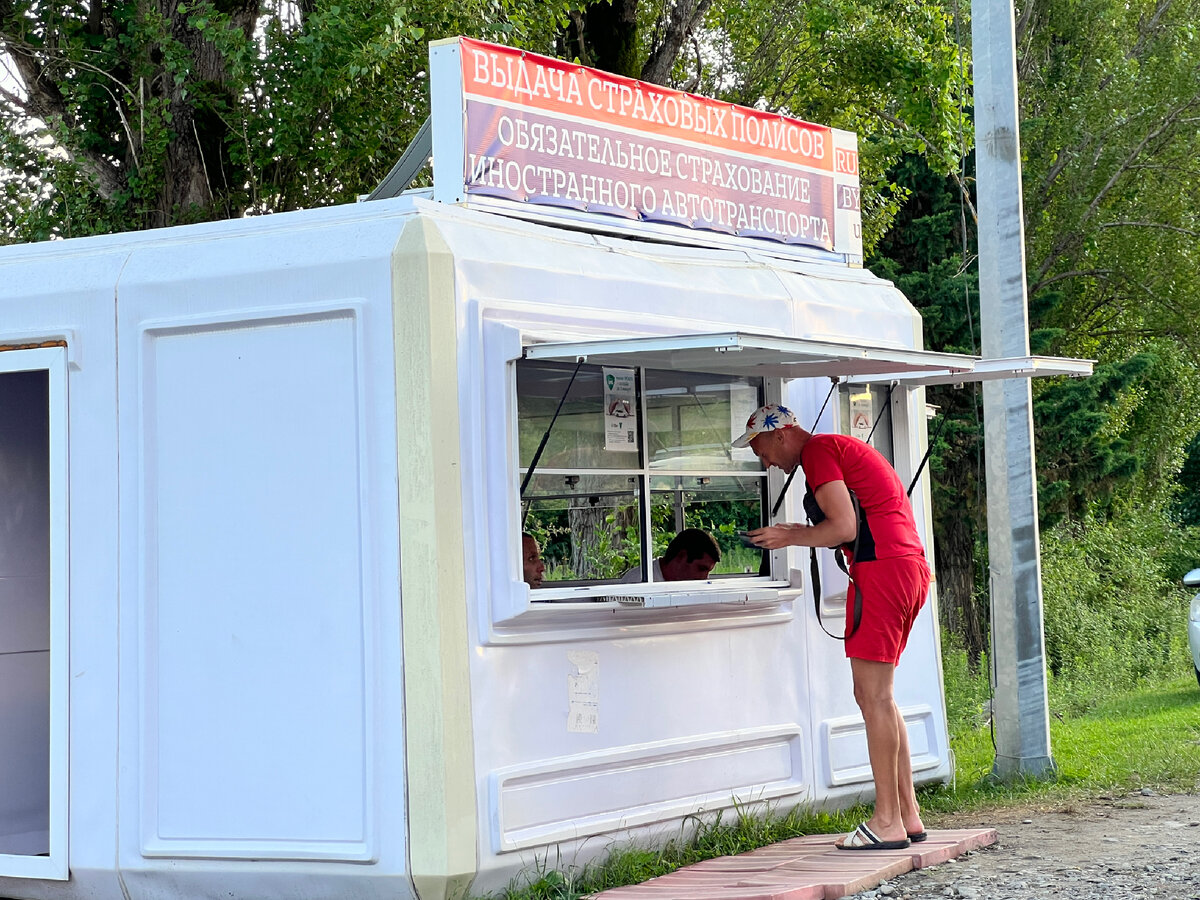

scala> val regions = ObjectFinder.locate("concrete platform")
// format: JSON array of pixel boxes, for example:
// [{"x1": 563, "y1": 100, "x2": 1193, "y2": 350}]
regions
[{"x1": 589, "y1": 829, "x2": 998, "y2": 900}]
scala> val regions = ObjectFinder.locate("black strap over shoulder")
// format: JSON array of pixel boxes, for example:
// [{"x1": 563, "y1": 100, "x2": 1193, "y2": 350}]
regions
[{"x1": 807, "y1": 486, "x2": 865, "y2": 641}]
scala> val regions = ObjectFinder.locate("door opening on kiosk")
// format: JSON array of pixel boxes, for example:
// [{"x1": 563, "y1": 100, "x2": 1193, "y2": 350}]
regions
[{"x1": 0, "y1": 347, "x2": 69, "y2": 881}]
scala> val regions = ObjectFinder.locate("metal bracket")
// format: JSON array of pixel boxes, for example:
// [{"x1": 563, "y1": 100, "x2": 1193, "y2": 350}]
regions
[{"x1": 363, "y1": 117, "x2": 432, "y2": 201}]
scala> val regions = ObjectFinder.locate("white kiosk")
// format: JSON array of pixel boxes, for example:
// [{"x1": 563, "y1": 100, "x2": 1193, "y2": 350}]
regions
[{"x1": 0, "y1": 37, "x2": 1089, "y2": 900}]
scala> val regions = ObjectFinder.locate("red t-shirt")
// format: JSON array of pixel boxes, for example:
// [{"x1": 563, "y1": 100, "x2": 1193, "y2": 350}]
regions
[{"x1": 800, "y1": 433, "x2": 925, "y2": 560}]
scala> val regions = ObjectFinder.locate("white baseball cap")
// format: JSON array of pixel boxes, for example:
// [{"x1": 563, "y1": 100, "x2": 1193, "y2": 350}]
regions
[{"x1": 731, "y1": 403, "x2": 798, "y2": 448}]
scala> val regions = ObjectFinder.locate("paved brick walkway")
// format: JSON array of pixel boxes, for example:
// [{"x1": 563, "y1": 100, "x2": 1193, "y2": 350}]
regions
[{"x1": 590, "y1": 829, "x2": 997, "y2": 900}]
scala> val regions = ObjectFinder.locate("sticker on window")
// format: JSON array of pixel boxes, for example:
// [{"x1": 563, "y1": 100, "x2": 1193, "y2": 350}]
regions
[
  {"x1": 850, "y1": 390, "x2": 873, "y2": 442},
  {"x1": 603, "y1": 367, "x2": 637, "y2": 451}
]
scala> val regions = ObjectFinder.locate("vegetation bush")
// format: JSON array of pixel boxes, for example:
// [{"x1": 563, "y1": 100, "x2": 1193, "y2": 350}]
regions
[
  {"x1": 941, "y1": 503, "x2": 1200, "y2": 730},
  {"x1": 1040, "y1": 507, "x2": 1197, "y2": 710},
  {"x1": 939, "y1": 631, "x2": 992, "y2": 739}
]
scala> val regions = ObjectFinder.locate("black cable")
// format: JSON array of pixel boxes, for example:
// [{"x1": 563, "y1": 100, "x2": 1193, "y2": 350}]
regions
[
  {"x1": 865, "y1": 383, "x2": 895, "y2": 445},
  {"x1": 907, "y1": 408, "x2": 950, "y2": 497},
  {"x1": 520, "y1": 358, "x2": 584, "y2": 498}
]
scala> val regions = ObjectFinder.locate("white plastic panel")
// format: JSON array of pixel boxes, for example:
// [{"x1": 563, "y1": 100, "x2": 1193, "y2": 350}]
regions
[
  {"x1": 820, "y1": 705, "x2": 941, "y2": 788},
  {"x1": 410, "y1": 202, "x2": 945, "y2": 892},
  {"x1": 137, "y1": 309, "x2": 373, "y2": 860},
  {"x1": 104, "y1": 201, "x2": 411, "y2": 898},
  {"x1": 491, "y1": 725, "x2": 807, "y2": 851}
]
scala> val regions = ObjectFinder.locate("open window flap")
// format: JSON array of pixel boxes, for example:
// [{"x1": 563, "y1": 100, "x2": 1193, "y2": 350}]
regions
[
  {"x1": 522, "y1": 332, "x2": 977, "y2": 380},
  {"x1": 842, "y1": 354, "x2": 1094, "y2": 387}
]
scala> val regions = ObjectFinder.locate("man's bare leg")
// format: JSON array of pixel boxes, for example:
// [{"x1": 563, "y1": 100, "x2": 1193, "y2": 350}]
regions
[
  {"x1": 895, "y1": 701, "x2": 924, "y2": 836},
  {"x1": 840, "y1": 658, "x2": 907, "y2": 844}
]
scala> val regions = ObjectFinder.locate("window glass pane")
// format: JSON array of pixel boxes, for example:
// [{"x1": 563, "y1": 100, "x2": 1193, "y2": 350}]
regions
[
  {"x1": 522, "y1": 473, "x2": 642, "y2": 585},
  {"x1": 840, "y1": 384, "x2": 894, "y2": 462},
  {"x1": 518, "y1": 360, "x2": 640, "y2": 470},
  {"x1": 643, "y1": 369, "x2": 762, "y2": 471},
  {"x1": 649, "y1": 474, "x2": 766, "y2": 577}
]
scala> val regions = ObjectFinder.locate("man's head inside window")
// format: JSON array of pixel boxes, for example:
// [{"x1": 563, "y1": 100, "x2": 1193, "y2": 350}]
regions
[
  {"x1": 522, "y1": 533, "x2": 546, "y2": 588},
  {"x1": 660, "y1": 528, "x2": 721, "y2": 581}
]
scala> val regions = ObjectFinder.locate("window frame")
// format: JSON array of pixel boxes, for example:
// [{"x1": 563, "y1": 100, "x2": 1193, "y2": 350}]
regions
[
  {"x1": 0, "y1": 346, "x2": 70, "y2": 881},
  {"x1": 518, "y1": 358, "x2": 787, "y2": 602}
]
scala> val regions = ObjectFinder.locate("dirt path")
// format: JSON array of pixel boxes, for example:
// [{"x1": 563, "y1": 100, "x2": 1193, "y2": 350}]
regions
[{"x1": 851, "y1": 791, "x2": 1200, "y2": 899}]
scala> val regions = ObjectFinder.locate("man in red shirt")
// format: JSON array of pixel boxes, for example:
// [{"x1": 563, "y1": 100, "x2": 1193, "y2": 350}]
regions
[{"x1": 736, "y1": 404, "x2": 931, "y2": 851}]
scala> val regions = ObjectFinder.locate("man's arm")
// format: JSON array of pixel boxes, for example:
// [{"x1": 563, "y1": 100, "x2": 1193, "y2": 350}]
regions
[{"x1": 748, "y1": 479, "x2": 858, "y2": 549}]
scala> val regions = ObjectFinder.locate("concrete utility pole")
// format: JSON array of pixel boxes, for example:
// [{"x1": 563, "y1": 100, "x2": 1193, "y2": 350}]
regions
[{"x1": 972, "y1": 0, "x2": 1056, "y2": 778}]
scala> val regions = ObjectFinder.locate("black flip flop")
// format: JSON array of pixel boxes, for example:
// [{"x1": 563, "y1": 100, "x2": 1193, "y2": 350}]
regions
[
  {"x1": 908, "y1": 831, "x2": 928, "y2": 843},
  {"x1": 837, "y1": 822, "x2": 912, "y2": 851}
]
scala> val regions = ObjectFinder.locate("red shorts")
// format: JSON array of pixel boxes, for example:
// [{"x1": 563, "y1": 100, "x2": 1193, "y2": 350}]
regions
[{"x1": 844, "y1": 556, "x2": 931, "y2": 665}]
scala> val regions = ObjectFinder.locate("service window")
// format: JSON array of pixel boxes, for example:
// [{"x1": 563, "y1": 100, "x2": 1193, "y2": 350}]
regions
[{"x1": 517, "y1": 359, "x2": 767, "y2": 592}]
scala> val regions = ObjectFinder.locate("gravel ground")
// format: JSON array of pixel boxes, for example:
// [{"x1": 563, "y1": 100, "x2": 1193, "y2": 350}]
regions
[{"x1": 849, "y1": 791, "x2": 1200, "y2": 900}]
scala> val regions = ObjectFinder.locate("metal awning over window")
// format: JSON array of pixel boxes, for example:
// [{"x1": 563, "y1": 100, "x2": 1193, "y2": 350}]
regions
[
  {"x1": 523, "y1": 332, "x2": 1093, "y2": 384},
  {"x1": 524, "y1": 332, "x2": 976, "y2": 379},
  {"x1": 843, "y1": 355, "x2": 1094, "y2": 386}
]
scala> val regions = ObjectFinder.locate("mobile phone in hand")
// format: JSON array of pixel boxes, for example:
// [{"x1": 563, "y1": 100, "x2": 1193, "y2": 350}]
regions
[{"x1": 737, "y1": 531, "x2": 760, "y2": 549}]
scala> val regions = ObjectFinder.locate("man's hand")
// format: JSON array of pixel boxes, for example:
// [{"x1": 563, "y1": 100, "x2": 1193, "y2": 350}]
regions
[
  {"x1": 747, "y1": 524, "x2": 803, "y2": 549},
  {"x1": 748, "y1": 480, "x2": 858, "y2": 550}
]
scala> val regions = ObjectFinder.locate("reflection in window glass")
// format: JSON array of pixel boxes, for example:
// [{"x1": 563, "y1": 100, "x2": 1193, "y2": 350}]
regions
[
  {"x1": 839, "y1": 384, "x2": 894, "y2": 462},
  {"x1": 649, "y1": 475, "x2": 765, "y2": 576},
  {"x1": 0, "y1": 369, "x2": 51, "y2": 855},
  {"x1": 517, "y1": 361, "x2": 639, "y2": 470},
  {"x1": 522, "y1": 473, "x2": 642, "y2": 584},
  {"x1": 644, "y1": 369, "x2": 761, "y2": 472}
]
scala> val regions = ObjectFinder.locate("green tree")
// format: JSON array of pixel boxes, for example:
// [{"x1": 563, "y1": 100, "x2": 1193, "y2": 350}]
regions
[
  {"x1": 870, "y1": 153, "x2": 1200, "y2": 663},
  {"x1": 1177, "y1": 433, "x2": 1200, "y2": 527},
  {"x1": 1018, "y1": 0, "x2": 1200, "y2": 361},
  {"x1": 707, "y1": 0, "x2": 970, "y2": 249},
  {"x1": 1015, "y1": 0, "x2": 1200, "y2": 599},
  {"x1": 3, "y1": 0, "x2": 970, "y2": 249},
  {"x1": 870, "y1": 154, "x2": 990, "y2": 658},
  {"x1": 0, "y1": 0, "x2": 574, "y2": 238},
  {"x1": 868, "y1": 0, "x2": 1200, "y2": 666}
]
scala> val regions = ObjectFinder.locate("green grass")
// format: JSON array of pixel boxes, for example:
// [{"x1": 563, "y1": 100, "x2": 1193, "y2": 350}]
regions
[
  {"x1": 922, "y1": 674, "x2": 1200, "y2": 816},
  {"x1": 480, "y1": 675, "x2": 1200, "y2": 899}
]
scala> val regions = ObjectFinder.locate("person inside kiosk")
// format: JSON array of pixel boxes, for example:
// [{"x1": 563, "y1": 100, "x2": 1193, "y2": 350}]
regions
[
  {"x1": 522, "y1": 533, "x2": 546, "y2": 588},
  {"x1": 739, "y1": 403, "x2": 931, "y2": 852},
  {"x1": 617, "y1": 528, "x2": 721, "y2": 583}
]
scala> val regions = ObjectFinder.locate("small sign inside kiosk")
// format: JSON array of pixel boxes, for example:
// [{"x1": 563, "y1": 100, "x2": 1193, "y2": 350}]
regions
[{"x1": 430, "y1": 37, "x2": 863, "y2": 263}]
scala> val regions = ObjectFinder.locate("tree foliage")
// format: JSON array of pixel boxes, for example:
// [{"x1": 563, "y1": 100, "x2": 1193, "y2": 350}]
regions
[
  {"x1": 703, "y1": 0, "x2": 969, "y2": 249},
  {"x1": 1018, "y1": 0, "x2": 1200, "y2": 360},
  {"x1": 867, "y1": 0, "x2": 1200, "y2": 664},
  {"x1": 0, "y1": 0, "x2": 574, "y2": 237},
  {"x1": 1017, "y1": 0, "x2": 1200, "y2": 529},
  {"x1": 871, "y1": 145, "x2": 1200, "y2": 662},
  {"x1": 2, "y1": 0, "x2": 970, "y2": 247},
  {"x1": 1177, "y1": 433, "x2": 1200, "y2": 527}
]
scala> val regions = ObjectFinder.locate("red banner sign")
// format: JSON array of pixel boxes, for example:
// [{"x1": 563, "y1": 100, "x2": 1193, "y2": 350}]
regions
[{"x1": 433, "y1": 38, "x2": 862, "y2": 260}]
